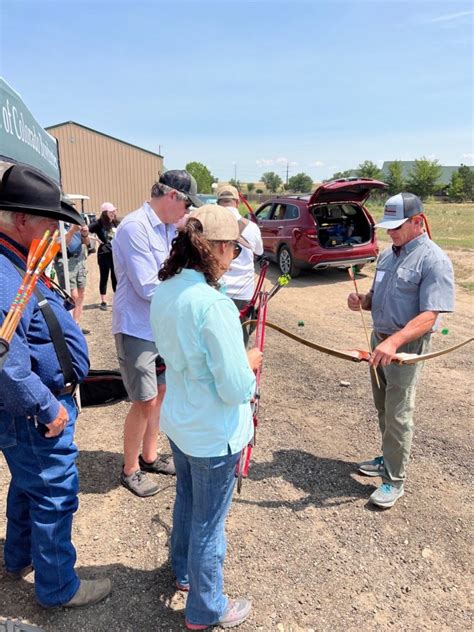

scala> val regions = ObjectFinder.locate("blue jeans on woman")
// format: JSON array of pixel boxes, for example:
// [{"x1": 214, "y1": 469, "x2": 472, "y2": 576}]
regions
[
  {"x1": 168, "y1": 439, "x2": 241, "y2": 626},
  {"x1": 2, "y1": 395, "x2": 80, "y2": 607}
]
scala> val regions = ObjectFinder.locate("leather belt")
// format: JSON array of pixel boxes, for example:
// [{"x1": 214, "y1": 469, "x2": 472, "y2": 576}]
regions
[{"x1": 374, "y1": 332, "x2": 391, "y2": 340}]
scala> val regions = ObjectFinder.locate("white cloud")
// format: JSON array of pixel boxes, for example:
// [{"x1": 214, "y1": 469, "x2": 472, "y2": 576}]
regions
[
  {"x1": 461, "y1": 152, "x2": 474, "y2": 162},
  {"x1": 429, "y1": 10, "x2": 474, "y2": 23},
  {"x1": 310, "y1": 160, "x2": 325, "y2": 167},
  {"x1": 256, "y1": 157, "x2": 298, "y2": 168}
]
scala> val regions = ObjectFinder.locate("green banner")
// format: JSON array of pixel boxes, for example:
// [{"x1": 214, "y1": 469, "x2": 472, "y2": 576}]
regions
[{"x1": 0, "y1": 77, "x2": 60, "y2": 183}]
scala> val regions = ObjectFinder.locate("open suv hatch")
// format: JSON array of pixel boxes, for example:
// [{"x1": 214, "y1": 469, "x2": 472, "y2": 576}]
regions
[{"x1": 253, "y1": 178, "x2": 387, "y2": 277}]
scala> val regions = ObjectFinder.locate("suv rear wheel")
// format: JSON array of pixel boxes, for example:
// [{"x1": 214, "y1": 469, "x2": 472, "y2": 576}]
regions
[{"x1": 278, "y1": 246, "x2": 300, "y2": 278}]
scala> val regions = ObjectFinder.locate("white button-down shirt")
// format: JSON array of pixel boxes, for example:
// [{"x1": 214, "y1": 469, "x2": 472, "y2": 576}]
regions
[{"x1": 112, "y1": 202, "x2": 176, "y2": 341}]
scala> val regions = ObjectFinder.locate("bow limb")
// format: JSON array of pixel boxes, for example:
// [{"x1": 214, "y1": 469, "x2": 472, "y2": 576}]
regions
[
  {"x1": 236, "y1": 290, "x2": 269, "y2": 494},
  {"x1": 243, "y1": 320, "x2": 474, "y2": 365},
  {"x1": 238, "y1": 259, "x2": 269, "y2": 319},
  {"x1": 238, "y1": 191, "x2": 256, "y2": 218},
  {"x1": 394, "y1": 336, "x2": 474, "y2": 364},
  {"x1": 242, "y1": 319, "x2": 370, "y2": 362}
]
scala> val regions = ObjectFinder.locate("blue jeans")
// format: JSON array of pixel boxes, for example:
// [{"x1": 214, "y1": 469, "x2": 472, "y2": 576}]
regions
[
  {"x1": 1, "y1": 395, "x2": 80, "y2": 607},
  {"x1": 168, "y1": 439, "x2": 240, "y2": 626}
]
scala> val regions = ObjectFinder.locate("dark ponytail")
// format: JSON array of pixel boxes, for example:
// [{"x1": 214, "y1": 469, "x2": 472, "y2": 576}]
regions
[{"x1": 159, "y1": 218, "x2": 221, "y2": 288}]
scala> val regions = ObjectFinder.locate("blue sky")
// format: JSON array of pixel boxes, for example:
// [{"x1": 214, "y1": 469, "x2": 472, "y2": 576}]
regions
[{"x1": 1, "y1": 0, "x2": 472, "y2": 183}]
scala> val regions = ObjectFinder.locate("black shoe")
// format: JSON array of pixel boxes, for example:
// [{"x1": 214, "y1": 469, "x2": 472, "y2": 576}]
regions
[
  {"x1": 81, "y1": 328, "x2": 91, "y2": 335},
  {"x1": 139, "y1": 454, "x2": 176, "y2": 475},
  {"x1": 99, "y1": 302, "x2": 107, "y2": 311}
]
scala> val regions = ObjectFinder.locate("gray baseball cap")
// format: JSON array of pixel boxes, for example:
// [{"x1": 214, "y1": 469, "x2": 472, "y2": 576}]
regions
[
  {"x1": 159, "y1": 170, "x2": 203, "y2": 207},
  {"x1": 375, "y1": 192, "x2": 423, "y2": 230}
]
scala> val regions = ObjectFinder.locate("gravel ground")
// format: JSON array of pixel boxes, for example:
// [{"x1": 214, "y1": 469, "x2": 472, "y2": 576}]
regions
[{"x1": 0, "y1": 247, "x2": 472, "y2": 632}]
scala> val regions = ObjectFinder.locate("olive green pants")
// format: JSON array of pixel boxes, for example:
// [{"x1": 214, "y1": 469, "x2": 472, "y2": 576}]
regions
[{"x1": 370, "y1": 332, "x2": 431, "y2": 487}]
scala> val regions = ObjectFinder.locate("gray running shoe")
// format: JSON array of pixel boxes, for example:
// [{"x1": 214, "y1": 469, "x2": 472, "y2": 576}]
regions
[
  {"x1": 139, "y1": 454, "x2": 176, "y2": 475},
  {"x1": 358, "y1": 455, "x2": 384, "y2": 477},
  {"x1": 369, "y1": 483, "x2": 404, "y2": 509},
  {"x1": 121, "y1": 469, "x2": 160, "y2": 497}
]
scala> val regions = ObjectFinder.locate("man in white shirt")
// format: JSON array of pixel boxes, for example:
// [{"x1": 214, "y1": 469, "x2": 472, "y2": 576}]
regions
[
  {"x1": 217, "y1": 185, "x2": 263, "y2": 344},
  {"x1": 112, "y1": 170, "x2": 202, "y2": 496}
]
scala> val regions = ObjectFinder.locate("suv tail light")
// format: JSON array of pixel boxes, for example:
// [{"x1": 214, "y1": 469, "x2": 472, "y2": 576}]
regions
[
  {"x1": 303, "y1": 228, "x2": 318, "y2": 240},
  {"x1": 293, "y1": 227, "x2": 318, "y2": 242}
]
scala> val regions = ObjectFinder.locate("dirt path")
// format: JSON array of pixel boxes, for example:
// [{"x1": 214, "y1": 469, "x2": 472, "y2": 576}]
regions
[{"x1": 1, "y1": 247, "x2": 472, "y2": 632}]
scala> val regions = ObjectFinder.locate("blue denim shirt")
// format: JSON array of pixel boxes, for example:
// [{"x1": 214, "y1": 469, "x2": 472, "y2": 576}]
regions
[
  {"x1": 150, "y1": 269, "x2": 256, "y2": 457},
  {"x1": 371, "y1": 234, "x2": 455, "y2": 334},
  {"x1": 0, "y1": 234, "x2": 89, "y2": 447}
]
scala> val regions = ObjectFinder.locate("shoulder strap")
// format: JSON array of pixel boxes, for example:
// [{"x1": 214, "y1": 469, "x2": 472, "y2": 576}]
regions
[{"x1": 34, "y1": 287, "x2": 76, "y2": 387}]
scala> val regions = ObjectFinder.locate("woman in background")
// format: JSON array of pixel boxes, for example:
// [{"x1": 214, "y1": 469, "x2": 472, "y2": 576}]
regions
[
  {"x1": 150, "y1": 205, "x2": 262, "y2": 630},
  {"x1": 88, "y1": 202, "x2": 119, "y2": 310}
]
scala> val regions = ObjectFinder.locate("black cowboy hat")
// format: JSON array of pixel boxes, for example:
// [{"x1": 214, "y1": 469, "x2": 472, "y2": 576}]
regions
[{"x1": 0, "y1": 162, "x2": 84, "y2": 225}]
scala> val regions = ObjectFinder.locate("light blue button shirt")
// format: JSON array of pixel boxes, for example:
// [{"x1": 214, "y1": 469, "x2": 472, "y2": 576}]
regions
[
  {"x1": 371, "y1": 234, "x2": 455, "y2": 334},
  {"x1": 112, "y1": 202, "x2": 176, "y2": 341},
  {"x1": 150, "y1": 269, "x2": 256, "y2": 457}
]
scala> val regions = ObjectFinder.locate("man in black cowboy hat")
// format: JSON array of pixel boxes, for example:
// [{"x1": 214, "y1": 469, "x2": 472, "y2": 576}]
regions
[{"x1": 0, "y1": 162, "x2": 111, "y2": 607}]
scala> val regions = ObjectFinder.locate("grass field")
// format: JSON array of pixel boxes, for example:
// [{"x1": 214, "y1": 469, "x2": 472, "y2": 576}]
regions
[
  {"x1": 366, "y1": 201, "x2": 474, "y2": 250},
  {"x1": 368, "y1": 201, "x2": 474, "y2": 292}
]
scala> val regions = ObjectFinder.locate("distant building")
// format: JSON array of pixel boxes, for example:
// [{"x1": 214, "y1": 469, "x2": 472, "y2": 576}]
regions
[{"x1": 46, "y1": 121, "x2": 164, "y2": 215}]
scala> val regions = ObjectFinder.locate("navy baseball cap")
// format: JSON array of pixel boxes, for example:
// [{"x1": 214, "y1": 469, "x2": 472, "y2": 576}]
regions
[
  {"x1": 375, "y1": 192, "x2": 423, "y2": 230},
  {"x1": 158, "y1": 170, "x2": 203, "y2": 207}
]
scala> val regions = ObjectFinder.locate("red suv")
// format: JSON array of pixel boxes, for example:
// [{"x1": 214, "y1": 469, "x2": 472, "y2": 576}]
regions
[{"x1": 252, "y1": 178, "x2": 387, "y2": 277}]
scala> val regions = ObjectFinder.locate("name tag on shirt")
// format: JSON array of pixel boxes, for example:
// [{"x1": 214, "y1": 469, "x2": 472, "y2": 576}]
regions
[{"x1": 375, "y1": 271, "x2": 385, "y2": 282}]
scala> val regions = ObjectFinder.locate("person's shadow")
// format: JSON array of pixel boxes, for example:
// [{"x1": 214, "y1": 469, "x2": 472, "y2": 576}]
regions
[
  {"x1": 76, "y1": 450, "x2": 176, "y2": 497},
  {"x1": 237, "y1": 449, "x2": 375, "y2": 510},
  {"x1": 0, "y1": 558, "x2": 185, "y2": 632}
]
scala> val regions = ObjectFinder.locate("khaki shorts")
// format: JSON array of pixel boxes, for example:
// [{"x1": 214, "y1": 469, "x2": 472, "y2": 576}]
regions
[
  {"x1": 55, "y1": 256, "x2": 87, "y2": 291},
  {"x1": 114, "y1": 333, "x2": 166, "y2": 402}
]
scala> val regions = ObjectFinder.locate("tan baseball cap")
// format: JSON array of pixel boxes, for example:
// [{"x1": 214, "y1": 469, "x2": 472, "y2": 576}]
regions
[
  {"x1": 216, "y1": 184, "x2": 239, "y2": 201},
  {"x1": 189, "y1": 204, "x2": 251, "y2": 248}
]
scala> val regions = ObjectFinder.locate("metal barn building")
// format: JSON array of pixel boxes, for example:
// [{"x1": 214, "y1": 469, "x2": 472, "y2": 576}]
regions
[{"x1": 45, "y1": 121, "x2": 164, "y2": 215}]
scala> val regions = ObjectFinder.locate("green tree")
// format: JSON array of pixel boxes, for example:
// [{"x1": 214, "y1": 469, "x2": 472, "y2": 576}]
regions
[
  {"x1": 185, "y1": 161, "x2": 216, "y2": 193},
  {"x1": 386, "y1": 160, "x2": 405, "y2": 195},
  {"x1": 447, "y1": 171, "x2": 465, "y2": 201},
  {"x1": 261, "y1": 172, "x2": 283, "y2": 193},
  {"x1": 406, "y1": 157, "x2": 442, "y2": 199},
  {"x1": 229, "y1": 178, "x2": 241, "y2": 189},
  {"x1": 287, "y1": 172, "x2": 313, "y2": 192},
  {"x1": 356, "y1": 160, "x2": 382, "y2": 180},
  {"x1": 458, "y1": 164, "x2": 474, "y2": 201},
  {"x1": 255, "y1": 188, "x2": 264, "y2": 194},
  {"x1": 326, "y1": 169, "x2": 352, "y2": 181},
  {"x1": 246, "y1": 182, "x2": 255, "y2": 193}
]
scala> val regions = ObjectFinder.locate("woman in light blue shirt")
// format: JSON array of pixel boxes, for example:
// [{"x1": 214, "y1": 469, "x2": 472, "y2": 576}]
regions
[{"x1": 150, "y1": 205, "x2": 262, "y2": 630}]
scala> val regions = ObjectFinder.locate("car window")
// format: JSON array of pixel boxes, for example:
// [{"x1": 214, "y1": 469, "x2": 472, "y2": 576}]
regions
[
  {"x1": 341, "y1": 204, "x2": 357, "y2": 216},
  {"x1": 272, "y1": 204, "x2": 286, "y2": 220},
  {"x1": 284, "y1": 204, "x2": 299, "y2": 220},
  {"x1": 256, "y1": 204, "x2": 273, "y2": 220}
]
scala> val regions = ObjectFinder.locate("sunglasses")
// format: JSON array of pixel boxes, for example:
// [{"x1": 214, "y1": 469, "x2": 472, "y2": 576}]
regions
[
  {"x1": 49, "y1": 278, "x2": 76, "y2": 311},
  {"x1": 390, "y1": 218, "x2": 412, "y2": 231},
  {"x1": 184, "y1": 199, "x2": 193, "y2": 209},
  {"x1": 232, "y1": 242, "x2": 242, "y2": 259}
]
